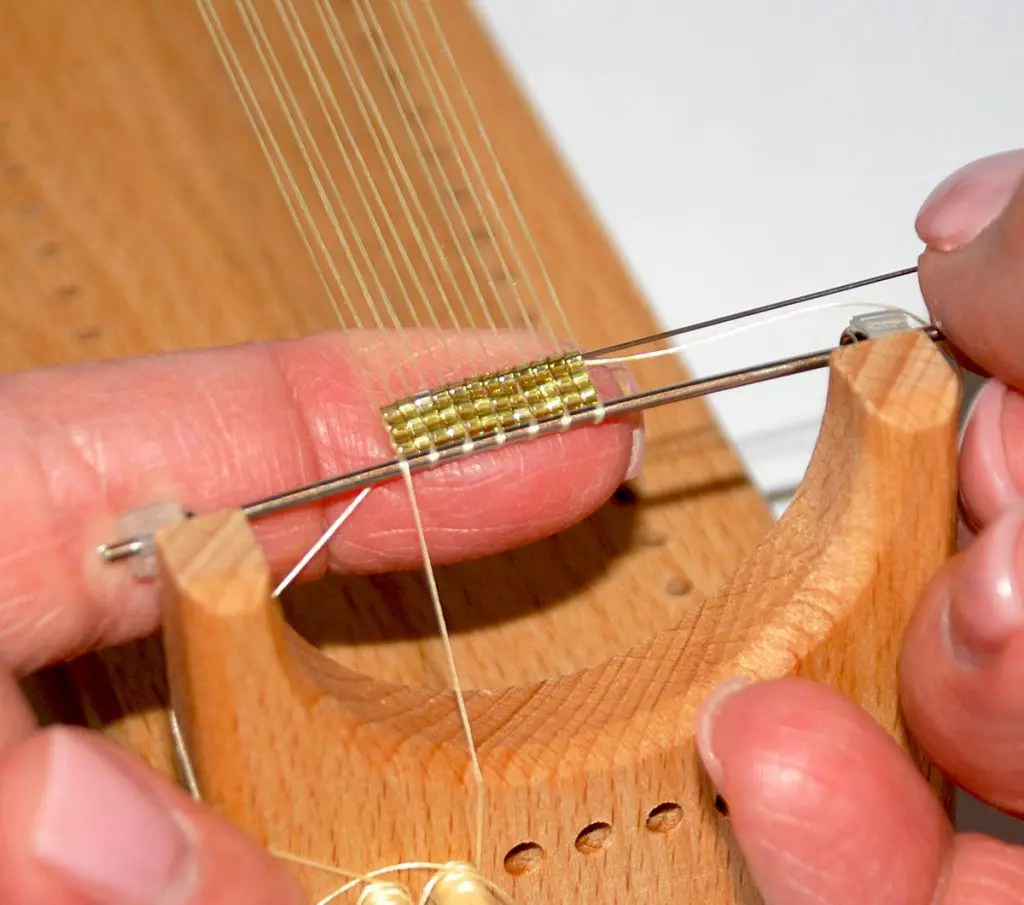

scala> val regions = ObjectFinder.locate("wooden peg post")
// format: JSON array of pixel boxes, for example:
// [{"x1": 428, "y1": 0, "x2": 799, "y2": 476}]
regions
[{"x1": 156, "y1": 330, "x2": 960, "y2": 904}]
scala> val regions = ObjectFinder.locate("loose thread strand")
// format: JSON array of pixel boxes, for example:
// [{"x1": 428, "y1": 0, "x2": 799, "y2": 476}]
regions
[
  {"x1": 397, "y1": 460, "x2": 486, "y2": 870},
  {"x1": 585, "y1": 300, "x2": 930, "y2": 366},
  {"x1": 273, "y1": 487, "x2": 371, "y2": 598}
]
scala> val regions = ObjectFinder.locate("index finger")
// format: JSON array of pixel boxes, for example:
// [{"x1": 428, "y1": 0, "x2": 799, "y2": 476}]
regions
[
  {"x1": 0, "y1": 328, "x2": 639, "y2": 675},
  {"x1": 916, "y1": 148, "x2": 1024, "y2": 388},
  {"x1": 915, "y1": 151, "x2": 1024, "y2": 533}
]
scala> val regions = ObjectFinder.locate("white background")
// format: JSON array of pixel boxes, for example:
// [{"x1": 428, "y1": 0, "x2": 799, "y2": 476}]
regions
[{"x1": 473, "y1": 0, "x2": 1024, "y2": 842}]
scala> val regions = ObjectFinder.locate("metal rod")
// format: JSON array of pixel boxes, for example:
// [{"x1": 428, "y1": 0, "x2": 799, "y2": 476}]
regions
[
  {"x1": 585, "y1": 266, "x2": 919, "y2": 359},
  {"x1": 97, "y1": 323, "x2": 942, "y2": 564}
]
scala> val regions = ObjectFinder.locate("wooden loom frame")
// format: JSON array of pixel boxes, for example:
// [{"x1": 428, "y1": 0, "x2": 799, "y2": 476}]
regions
[{"x1": 0, "y1": 2, "x2": 959, "y2": 903}]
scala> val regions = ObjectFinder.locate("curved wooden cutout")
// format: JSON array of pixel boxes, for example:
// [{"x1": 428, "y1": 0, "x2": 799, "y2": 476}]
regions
[{"x1": 157, "y1": 330, "x2": 959, "y2": 904}]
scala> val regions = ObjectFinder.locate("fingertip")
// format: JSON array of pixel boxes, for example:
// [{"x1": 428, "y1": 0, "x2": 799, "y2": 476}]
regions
[
  {"x1": 944, "y1": 500, "x2": 1024, "y2": 667},
  {"x1": 900, "y1": 502, "x2": 1024, "y2": 814},
  {"x1": 694, "y1": 676, "x2": 752, "y2": 790},
  {"x1": 697, "y1": 678, "x2": 949, "y2": 905},
  {"x1": 0, "y1": 727, "x2": 305, "y2": 905},
  {"x1": 959, "y1": 380, "x2": 1023, "y2": 533},
  {"x1": 596, "y1": 362, "x2": 646, "y2": 481},
  {"x1": 698, "y1": 677, "x2": 891, "y2": 810},
  {"x1": 916, "y1": 149, "x2": 1024, "y2": 252},
  {"x1": 277, "y1": 330, "x2": 640, "y2": 571},
  {"x1": 940, "y1": 833, "x2": 1024, "y2": 905},
  {"x1": 0, "y1": 667, "x2": 34, "y2": 751},
  {"x1": 31, "y1": 727, "x2": 198, "y2": 904},
  {"x1": 916, "y1": 153, "x2": 1024, "y2": 387}
]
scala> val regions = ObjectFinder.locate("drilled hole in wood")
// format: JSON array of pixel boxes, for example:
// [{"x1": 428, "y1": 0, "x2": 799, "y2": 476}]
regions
[
  {"x1": 55, "y1": 284, "x2": 80, "y2": 301},
  {"x1": 613, "y1": 483, "x2": 638, "y2": 505},
  {"x1": 645, "y1": 802, "x2": 683, "y2": 834},
  {"x1": 637, "y1": 527, "x2": 667, "y2": 547},
  {"x1": 574, "y1": 821, "x2": 612, "y2": 854},
  {"x1": 503, "y1": 842, "x2": 544, "y2": 876},
  {"x1": 664, "y1": 576, "x2": 693, "y2": 596}
]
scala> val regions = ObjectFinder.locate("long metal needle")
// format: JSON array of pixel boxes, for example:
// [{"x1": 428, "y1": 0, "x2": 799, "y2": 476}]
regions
[
  {"x1": 98, "y1": 322, "x2": 943, "y2": 564},
  {"x1": 586, "y1": 265, "x2": 919, "y2": 358}
]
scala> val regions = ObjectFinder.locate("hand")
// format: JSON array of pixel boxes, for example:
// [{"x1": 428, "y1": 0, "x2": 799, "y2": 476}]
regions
[
  {"x1": 0, "y1": 331, "x2": 638, "y2": 904},
  {"x1": 695, "y1": 150, "x2": 1024, "y2": 904}
]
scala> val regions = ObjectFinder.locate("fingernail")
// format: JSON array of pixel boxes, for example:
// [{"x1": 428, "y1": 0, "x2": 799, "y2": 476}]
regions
[
  {"x1": 945, "y1": 501, "x2": 1024, "y2": 667},
  {"x1": 959, "y1": 380, "x2": 1017, "y2": 530},
  {"x1": 695, "y1": 676, "x2": 752, "y2": 789},
  {"x1": 956, "y1": 509, "x2": 976, "y2": 550},
  {"x1": 625, "y1": 423, "x2": 646, "y2": 481},
  {"x1": 916, "y1": 149, "x2": 1024, "y2": 252},
  {"x1": 32, "y1": 729, "x2": 197, "y2": 904},
  {"x1": 958, "y1": 377, "x2": 994, "y2": 454},
  {"x1": 610, "y1": 365, "x2": 646, "y2": 480}
]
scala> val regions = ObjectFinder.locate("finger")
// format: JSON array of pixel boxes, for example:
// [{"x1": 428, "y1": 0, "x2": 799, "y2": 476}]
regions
[
  {"x1": 916, "y1": 149, "x2": 1024, "y2": 389},
  {"x1": 898, "y1": 500, "x2": 1024, "y2": 817},
  {"x1": 958, "y1": 378, "x2": 1024, "y2": 533},
  {"x1": 0, "y1": 328, "x2": 639, "y2": 674},
  {"x1": 939, "y1": 834, "x2": 1024, "y2": 905},
  {"x1": 0, "y1": 665, "x2": 34, "y2": 751},
  {"x1": 0, "y1": 725, "x2": 304, "y2": 905},
  {"x1": 695, "y1": 677, "x2": 951, "y2": 905}
]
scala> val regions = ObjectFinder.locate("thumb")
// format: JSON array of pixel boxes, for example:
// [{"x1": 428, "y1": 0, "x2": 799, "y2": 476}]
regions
[
  {"x1": 916, "y1": 148, "x2": 1024, "y2": 388},
  {"x1": 694, "y1": 678, "x2": 951, "y2": 905},
  {"x1": 0, "y1": 726, "x2": 304, "y2": 905}
]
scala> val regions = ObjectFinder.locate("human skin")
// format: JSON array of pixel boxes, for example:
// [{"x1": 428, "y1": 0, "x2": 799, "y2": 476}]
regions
[
  {"x1": 1, "y1": 150, "x2": 1023, "y2": 904},
  {"x1": 0, "y1": 331, "x2": 639, "y2": 904},
  {"x1": 695, "y1": 149, "x2": 1024, "y2": 905}
]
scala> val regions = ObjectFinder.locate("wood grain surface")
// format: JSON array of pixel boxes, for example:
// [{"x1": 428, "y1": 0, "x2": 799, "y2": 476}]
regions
[
  {"x1": 159, "y1": 331, "x2": 959, "y2": 904},
  {"x1": 0, "y1": 0, "x2": 774, "y2": 782}
]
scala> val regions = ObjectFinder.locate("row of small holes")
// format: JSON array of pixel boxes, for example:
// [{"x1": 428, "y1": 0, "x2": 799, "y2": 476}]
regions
[
  {"x1": 612, "y1": 485, "x2": 695, "y2": 596},
  {"x1": 502, "y1": 802, "x2": 684, "y2": 876}
]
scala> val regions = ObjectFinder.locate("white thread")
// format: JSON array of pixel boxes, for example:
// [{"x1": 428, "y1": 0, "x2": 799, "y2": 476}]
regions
[
  {"x1": 585, "y1": 300, "x2": 929, "y2": 367},
  {"x1": 397, "y1": 460, "x2": 486, "y2": 870},
  {"x1": 273, "y1": 487, "x2": 372, "y2": 598},
  {"x1": 168, "y1": 709, "x2": 202, "y2": 801},
  {"x1": 414, "y1": 1, "x2": 578, "y2": 351},
  {"x1": 234, "y1": 0, "x2": 429, "y2": 401},
  {"x1": 317, "y1": 0, "x2": 501, "y2": 340},
  {"x1": 387, "y1": 0, "x2": 552, "y2": 358},
  {"x1": 165, "y1": 488, "x2": 370, "y2": 802},
  {"x1": 270, "y1": 851, "x2": 519, "y2": 905},
  {"x1": 193, "y1": 0, "x2": 357, "y2": 333}
]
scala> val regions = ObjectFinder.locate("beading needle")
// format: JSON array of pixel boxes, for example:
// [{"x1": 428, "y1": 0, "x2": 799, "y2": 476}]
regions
[
  {"x1": 98, "y1": 308, "x2": 942, "y2": 565},
  {"x1": 586, "y1": 266, "x2": 919, "y2": 358}
]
